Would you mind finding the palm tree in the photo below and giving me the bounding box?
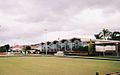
[94,29,111,40]
[94,32,103,39]
[110,31,120,40]
[102,29,111,40]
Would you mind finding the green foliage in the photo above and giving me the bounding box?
[94,32,103,39]
[23,46,31,54]
[72,46,88,51]
[88,40,95,56]
[4,44,10,51]
[0,46,6,52]
[94,28,111,40]
[26,46,31,50]
[0,44,10,52]
[102,28,111,39]
[110,31,120,40]
[94,28,120,40]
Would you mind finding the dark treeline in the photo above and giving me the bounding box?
[0,44,10,52]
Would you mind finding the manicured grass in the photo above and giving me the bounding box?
[67,55,120,59]
[0,57,120,75]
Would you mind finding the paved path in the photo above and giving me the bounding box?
[53,56,120,61]
[0,55,120,61]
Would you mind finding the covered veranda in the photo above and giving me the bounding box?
[95,40,120,57]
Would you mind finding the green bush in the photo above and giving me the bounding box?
[72,46,88,51]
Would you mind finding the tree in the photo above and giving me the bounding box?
[72,46,88,51]
[23,46,31,54]
[88,40,95,56]
[110,31,120,40]
[95,29,120,40]
[102,29,111,40]
[94,32,103,39]
[26,46,31,50]
[94,29,111,40]
[4,44,10,52]
[0,46,7,52]
[0,44,10,52]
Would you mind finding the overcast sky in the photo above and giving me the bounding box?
[0,0,120,46]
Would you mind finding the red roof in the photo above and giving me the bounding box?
[11,45,23,49]
[30,46,39,49]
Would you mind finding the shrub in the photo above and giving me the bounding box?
[72,46,88,51]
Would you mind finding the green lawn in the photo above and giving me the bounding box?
[67,55,120,59]
[0,57,120,75]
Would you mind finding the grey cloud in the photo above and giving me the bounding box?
[0,0,20,14]
[0,0,120,45]
[14,0,120,24]
[0,0,118,23]
[0,0,120,15]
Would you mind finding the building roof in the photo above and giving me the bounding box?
[30,46,39,49]
[11,45,23,49]
[95,39,120,44]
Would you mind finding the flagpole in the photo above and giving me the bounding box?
[58,32,62,51]
[44,29,48,55]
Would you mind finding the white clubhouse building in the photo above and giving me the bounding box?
[37,37,120,56]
